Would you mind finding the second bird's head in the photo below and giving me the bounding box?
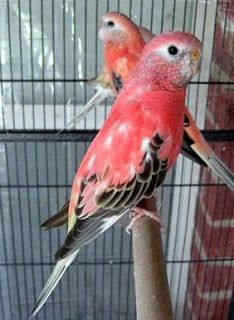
[99,11,144,46]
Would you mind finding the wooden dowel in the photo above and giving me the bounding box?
[132,197,173,320]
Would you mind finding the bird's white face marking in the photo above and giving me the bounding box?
[105,135,113,147]
[148,39,201,87]
[156,44,181,60]
[87,155,96,169]
[156,41,201,68]
[99,17,126,43]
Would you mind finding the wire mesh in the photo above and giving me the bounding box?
[0,0,233,319]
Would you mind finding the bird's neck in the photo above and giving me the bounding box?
[104,41,144,72]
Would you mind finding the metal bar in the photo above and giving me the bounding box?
[0,256,233,267]
[29,0,36,130]
[132,197,173,320]
[0,79,234,85]
[0,78,89,82]
[0,183,228,188]
[6,0,16,129]
[0,129,233,142]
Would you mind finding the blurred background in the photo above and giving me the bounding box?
[0,0,233,319]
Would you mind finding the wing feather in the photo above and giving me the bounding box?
[55,132,169,261]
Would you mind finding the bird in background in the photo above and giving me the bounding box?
[28,30,202,318]
[46,12,233,231]
[59,22,158,131]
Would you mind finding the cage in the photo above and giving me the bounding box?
[0,0,233,319]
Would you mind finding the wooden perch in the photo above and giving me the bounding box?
[132,197,173,320]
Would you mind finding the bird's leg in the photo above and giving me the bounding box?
[126,206,166,234]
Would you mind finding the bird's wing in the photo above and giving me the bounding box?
[41,201,69,230]
[181,112,207,166]
[57,118,170,260]
[182,109,234,190]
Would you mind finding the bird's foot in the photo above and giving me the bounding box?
[126,206,166,234]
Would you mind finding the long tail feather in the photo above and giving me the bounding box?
[29,209,128,319]
[57,85,111,134]
[192,144,234,191]
[28,249,79,319]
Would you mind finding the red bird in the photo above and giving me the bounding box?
[29,30,202,318]
[49,12,233,232]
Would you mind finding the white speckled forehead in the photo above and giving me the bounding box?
[143,31,202,57]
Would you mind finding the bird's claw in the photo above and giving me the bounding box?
[126,206,166,234]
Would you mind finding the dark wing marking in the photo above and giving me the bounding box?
[81,133,168,212]
[137,158,153,182]
[41,201,69,230]
[181,131,207,166]
[55,208,127,261]
[112,72,123,93]
[152,133,164,147]
[144,174,158,198]
[55,133,169,261]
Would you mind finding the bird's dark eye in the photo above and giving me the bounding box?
[107,20,115,27]
[168,46,178,55]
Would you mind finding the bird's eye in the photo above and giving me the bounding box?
[168,46,178,55]
[107,20,115,27]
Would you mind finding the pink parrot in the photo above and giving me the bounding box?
[60,12,234,192]
[28,30,202,318]
[46,12,233,231]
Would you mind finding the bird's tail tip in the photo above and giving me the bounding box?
[27,250,79,319]
[209,154,234,191]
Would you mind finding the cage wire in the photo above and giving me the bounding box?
[0,0,233,319]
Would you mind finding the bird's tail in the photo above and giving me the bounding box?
[183,109,234,191]
[57,85,111,134]
[193,143,234,191]
[209,154,234,191]
[28,249,79,319]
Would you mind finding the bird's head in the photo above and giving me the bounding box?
[130,31,202,91]
[99,12,144,47]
